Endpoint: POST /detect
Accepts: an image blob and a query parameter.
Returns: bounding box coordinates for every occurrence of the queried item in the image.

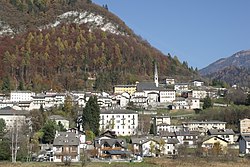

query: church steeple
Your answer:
[154,62,159,87]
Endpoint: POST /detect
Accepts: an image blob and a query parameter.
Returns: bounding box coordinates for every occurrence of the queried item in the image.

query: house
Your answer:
[240,118,250,134]
[162,138,179,155]
[94,136,128,159]
[113,84,137,95]
[10,90,35,102]
[99,109,138,136]
[0,107,30,130]
[113,93,130,108]
[159,89,176,103]
[49,115,70,130]
[131,136,179,157]
[202,136,229,154]
[182,120,226,134]
[207,129,235,144]
[53,132,81,162]
[186,98,200,109]
[191,80,204,87]
[131,137,159,157]
[152,115,171,135]
[191,90,207,99]
[130,91,148,109]
[174,83,189,95]
[97,96,112,109]
[175,131,199,146]
[238,134,250,154]
[171,98,187,109]
[165,78,175,86]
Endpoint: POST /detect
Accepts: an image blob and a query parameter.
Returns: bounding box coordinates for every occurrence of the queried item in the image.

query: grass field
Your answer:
[1,157,250,167]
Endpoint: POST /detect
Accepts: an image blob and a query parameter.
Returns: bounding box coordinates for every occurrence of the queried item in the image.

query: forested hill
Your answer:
[0,0,199,92]
[199,50,250,87]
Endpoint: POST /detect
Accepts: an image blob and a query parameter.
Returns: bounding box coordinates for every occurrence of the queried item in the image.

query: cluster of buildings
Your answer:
[0,64,228,112]
[1,64,245,163]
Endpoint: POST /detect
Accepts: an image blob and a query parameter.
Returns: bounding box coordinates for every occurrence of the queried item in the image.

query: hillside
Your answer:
[199,50,250,87]
[0,0,199,92]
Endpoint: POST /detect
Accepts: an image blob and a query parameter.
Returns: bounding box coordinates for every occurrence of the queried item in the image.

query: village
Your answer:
[0,64,249,164]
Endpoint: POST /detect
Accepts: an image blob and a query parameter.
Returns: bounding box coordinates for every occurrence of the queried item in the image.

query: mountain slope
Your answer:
[200,50,250,76]
[199,50,250,87]
[0,0,199,92]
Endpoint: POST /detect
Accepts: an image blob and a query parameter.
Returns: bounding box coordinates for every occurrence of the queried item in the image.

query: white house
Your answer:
[191,90,207,99]
[53,132,81,162]
[10,90,35,102]
[191,80,204,87]
[186,98,200,109]
[207,129,235,144]
[182,120,226,134]
[159,90,176,103]
[174,83,189,94]
[175,131,199,146]
[240,118,250,134]
[165,78,175,85]
[99,109,138,136]
[0,107,30,130]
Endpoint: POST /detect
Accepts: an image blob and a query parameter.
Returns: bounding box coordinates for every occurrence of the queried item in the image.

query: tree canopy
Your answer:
[82,96,100,136]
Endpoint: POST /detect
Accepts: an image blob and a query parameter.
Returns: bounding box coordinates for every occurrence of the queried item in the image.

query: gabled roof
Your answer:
[53,132,80,146]
[238,134,250,142]
[95,138,127,148]
[99,130,117,138]
[202,136,229,143]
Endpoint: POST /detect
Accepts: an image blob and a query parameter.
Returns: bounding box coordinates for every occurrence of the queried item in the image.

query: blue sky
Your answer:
[92,0,250,69]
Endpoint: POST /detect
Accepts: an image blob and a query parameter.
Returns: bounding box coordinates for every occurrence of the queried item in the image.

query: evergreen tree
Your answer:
[0,119,10,161]
[41,120,58,144]
[246,94,250,106]
[203,96,213,110]
[82,96,100,136]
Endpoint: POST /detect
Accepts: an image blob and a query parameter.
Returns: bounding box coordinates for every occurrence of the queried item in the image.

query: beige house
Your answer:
[240,118,250,134]
[202,136,229,154]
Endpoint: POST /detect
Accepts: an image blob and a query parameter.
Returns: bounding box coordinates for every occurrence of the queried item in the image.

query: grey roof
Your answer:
[207,129,235,135]
[53,132,79,146]
[95,138,127,148]
[159,131,176,137]
[183,120,227,124]
[136,82,157,91]
[131,136,160,145]
[100,109,137,114]
[105,150,130,155]
[167,138,179,144]
[175,131,199,136]
[238,135,250,142]
[0,107,29,115]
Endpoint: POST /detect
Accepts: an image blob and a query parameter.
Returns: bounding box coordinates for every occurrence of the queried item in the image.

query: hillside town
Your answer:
[0,63,249,164]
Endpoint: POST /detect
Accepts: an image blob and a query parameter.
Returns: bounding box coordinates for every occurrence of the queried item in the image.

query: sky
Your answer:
[92,0,250,69]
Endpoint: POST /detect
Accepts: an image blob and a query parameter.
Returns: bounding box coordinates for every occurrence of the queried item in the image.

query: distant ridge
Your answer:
[199,50,250,87]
